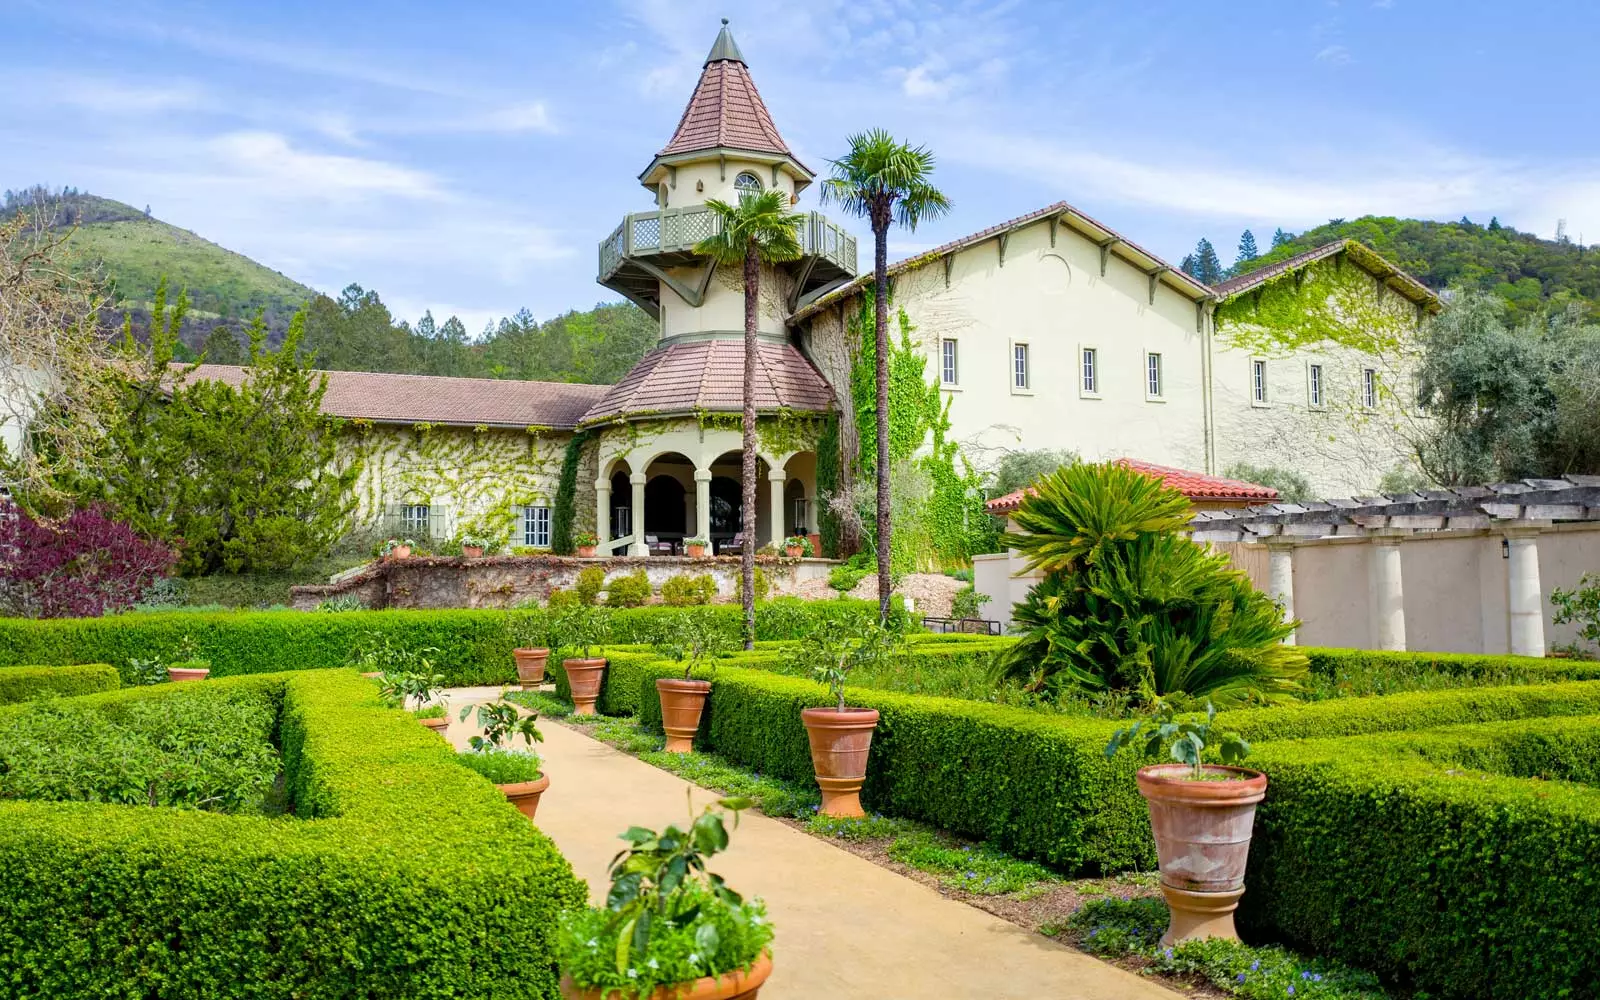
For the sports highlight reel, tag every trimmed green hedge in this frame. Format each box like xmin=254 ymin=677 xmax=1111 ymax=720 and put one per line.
xmin=0 ymin=670 xmax=584 ymax=998
xmin=0 ymin=663 xmax=119 ymax=704
xmin=1243 ymin=721 xmax=1600 ymax=998
xmin=1303 ymin=646 xmax=1600 ymax=698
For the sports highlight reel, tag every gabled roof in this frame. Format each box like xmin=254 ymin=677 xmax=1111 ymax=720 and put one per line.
xmin=788 ymin=201 xmax=1213 ymax=324
xmin=650 ymin=21 xmax=808 ymax=174
xmin=579 ymin=339 xmax=833 ymax=426
xmin=984 ymin=458 xmax=1279 ymax=514
xmin=1211 ymin=239 xmax=1441 ymax=313
xmin=177 ymin=365 xmax=608 ymax=430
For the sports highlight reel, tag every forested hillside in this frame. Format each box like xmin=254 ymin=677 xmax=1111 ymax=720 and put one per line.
xmin=3 ymin=185 xmax=658 ymax=385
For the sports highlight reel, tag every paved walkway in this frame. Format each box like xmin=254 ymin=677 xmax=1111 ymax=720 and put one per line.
xmin=444 ymin=687 xmax=1175 ymax=1000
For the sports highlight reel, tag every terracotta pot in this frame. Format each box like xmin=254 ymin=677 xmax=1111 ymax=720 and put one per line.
xmin=462 ymin=545 xmax=485 ymax=558
xmin=685 ymin=543 xmax=707 ymax=559
xmin=799 ymin=707 xmax=879 ymax=818
xmin=564 ymin=657 xmax=607 ymax=715
xmin=561 ymin=951 xmax=772 ymax=1000
xmin=419 ymin=714 xmax=450 ymax=735
xmin=515 ymin=647 xmax=551 ymax=687
xmin=656 ymin=677 xmax=711 ymax=753
xmin=389 ymin=545 xmax=412 ymax=560
xmin=784 ymin=545 xmax=803 ymax=558
xmin=1136 ymin=763 xmax=1267 ymax=945
xmin=498 ymin=773 xmax=550 ymax=820
xmin=576 ymin=545 xmax=598 ymax=558
xmin=167 ymin=667 xmax=210 ymax=683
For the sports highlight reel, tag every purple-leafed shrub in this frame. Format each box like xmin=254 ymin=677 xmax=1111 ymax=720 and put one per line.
xmin=0 ymin=503 xmax=175 ymax=618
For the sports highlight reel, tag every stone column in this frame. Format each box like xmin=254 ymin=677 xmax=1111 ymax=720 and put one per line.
xmin=694 ymin=469 xmax=712 ymax=544
xmin=1265 ymin=539 xmax=1296 ymax=645
xmin=1503 ymin=524 xmax=1546 ymax=658
xmin=768 ymin=468 xmax=787 ymax=549
xmin=629 ymin=472 xmax=648 ymax=556
xmin=594 ymin=480 xmax=610 ymax=554
xmin=1368 ymin=533 xmax=1407 ymax=652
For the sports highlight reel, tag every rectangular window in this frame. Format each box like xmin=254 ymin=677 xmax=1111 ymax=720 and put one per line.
xmin=941 ymin=338 xmax=959 ymax=385
xmin=1309 ymin=363 xmax=1324 ymax=407
xmin=1252 ymin=360 xmax=1268 ymax=404
xmin=1013 ymin=343 xmax=1029 ymax=390
xmin=1362 ymin=367 xmax=1378 ymax=408
xmin=1146 ymin=352 xmax=1162 ymax=397
xmin=1081 ymin=347 xmax=1098 ymax=394
xmin=521 ymin=505 xmax=550 ymax=548
xmin=398 ymin=503 xmax=430 ymax=538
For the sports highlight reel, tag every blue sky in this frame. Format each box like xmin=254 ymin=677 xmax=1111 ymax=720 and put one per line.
xmin=5 ymin=0 xmax=1598 ymax=334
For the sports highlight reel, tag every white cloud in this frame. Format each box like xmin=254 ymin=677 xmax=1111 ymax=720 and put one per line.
xmin=471 ymin=101 xmax=555 ymax=133
xmin=1315 ymin=44 xmax=1352 ymax=65
xmin=901 ymin=65 xmax=953 ymax=99
xmin=206 ymin=132 xmax=444 ymax=201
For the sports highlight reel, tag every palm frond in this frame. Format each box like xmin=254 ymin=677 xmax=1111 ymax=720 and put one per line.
xmin=694 ymin=190 xmax=805 ymax=266
xmin=820 ymin=129 xmax=951 ymax=231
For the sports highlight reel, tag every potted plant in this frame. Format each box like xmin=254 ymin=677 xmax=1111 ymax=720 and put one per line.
xmin=684 ymin=536 xmax=709 ymax=559
xmin=551 ymin=603 xmax=611 ymax=715
xmin=461 ymin=533 xmax=491 ymax=558
xmin=508 ymin=606 xmax=552 ymax=687
xmin=459 ymin=694 xmax=547 ymax=818
xmin=379 ymin=665 xmax=450 ymax=734
xmin=1105 ymin=701 xmax=1261 ymax=946
xmin=166 ymin=659 xmax=211 ymax=682
xmin=556 ymin=798 xmax=773 ymax=999
xmin=783 ymin=535 xmax=812 ymax=559
xmin=651 ymin=609 xmax=731 ymax=753
xmin=785 ymin=619 xmax=902 ymax=818
xmin=382 ymin=537 xmax=415 ymax=560
xmin=575 ymin=530 xmax=600 ymax=558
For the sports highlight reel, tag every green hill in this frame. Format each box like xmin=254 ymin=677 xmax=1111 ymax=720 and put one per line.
xmin=1232 ymin=216 xmax=1600 ymax=322
xmin=2 ymin=186 xmax=315 ymax=331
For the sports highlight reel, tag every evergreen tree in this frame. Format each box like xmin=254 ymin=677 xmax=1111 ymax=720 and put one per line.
xmin=1271 ymin=227 xmax=1291 ymax=249
xmin=199 ymin=325 xmax=245 ymax=365
xmin=1192 ymin=238 xmax=1224 ymax=285
xmin=1235 ymin=229 xmax=1259 ymax=267
xmin=1180 ymin=253 xmax=1198 ymax=278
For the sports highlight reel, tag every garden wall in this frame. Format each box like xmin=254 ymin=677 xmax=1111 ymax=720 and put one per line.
xmin=288 ymin=553 xmax=838 ymax=610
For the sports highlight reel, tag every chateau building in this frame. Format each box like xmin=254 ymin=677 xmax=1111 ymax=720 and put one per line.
xmin=183 ymin=20 xmax=1440 ymax=556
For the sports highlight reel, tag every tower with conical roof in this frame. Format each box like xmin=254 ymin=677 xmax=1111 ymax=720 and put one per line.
xmin=596 ymin=19 xmax=857 ymax=344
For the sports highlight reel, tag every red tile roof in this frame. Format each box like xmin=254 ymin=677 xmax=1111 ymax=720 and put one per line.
xmin=656 ymin=47 xmax=802 ymax=167
xmin=579 ymin=339 xmax=834 ymax=426
xmin=178 ymin=365 xmax=608 ymax=430
xmin=984 ymin=458 xmax=1279 ymax=513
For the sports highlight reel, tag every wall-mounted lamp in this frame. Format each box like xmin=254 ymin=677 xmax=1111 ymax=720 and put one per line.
xmin=1501 ymin=537 xmax=1510 ymax=560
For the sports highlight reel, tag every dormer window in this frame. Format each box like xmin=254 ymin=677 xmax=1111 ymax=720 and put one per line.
xmin=734 ymin=172 xmax=762 ymax=198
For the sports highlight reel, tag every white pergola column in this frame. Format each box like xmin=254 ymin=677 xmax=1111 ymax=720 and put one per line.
xmin=629 ymin=472 xmax=648 ymax=556
xmin=593 ymin=480 xmax=610 ymax=554
xmin=768 ymin=467 xmax=787 ymax=549
xmin=1503 ymin=523 xmax=1547 ymax=658
xmin=1368 ymin=532 xmax=1407 ymax=652
xmin=1265 ymin=539 xmax=1297 ymax=645
xmin=694 ymin=469 xmax=712 ymax=544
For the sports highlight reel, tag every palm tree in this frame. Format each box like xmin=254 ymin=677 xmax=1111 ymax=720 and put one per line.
xmin=696 ymin=188 xmax=804 ymax=649
xmin=821 ymin=130 xmax=951 ymax=622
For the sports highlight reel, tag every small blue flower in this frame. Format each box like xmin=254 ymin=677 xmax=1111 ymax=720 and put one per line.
xmin=1302 ymin=971 xmax=1312 ymax=980
xmin=1287 ymin=988 xmax=1295 ymax=996
xmin=1251 ymin=960 xmax=1261 ymax=971
xmin=1314 ymin=974 xmax=1323 ymax=982
xmin=1236 ymin=973 xmax=1246 ymax=983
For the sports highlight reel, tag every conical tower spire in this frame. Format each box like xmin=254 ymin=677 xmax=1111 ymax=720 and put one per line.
xmin=704 ymin=17 xmax=744 ymax=65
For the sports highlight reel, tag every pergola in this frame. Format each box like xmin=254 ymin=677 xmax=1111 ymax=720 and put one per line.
xmin=1188 ymin=476 xmax=1600 ymax=657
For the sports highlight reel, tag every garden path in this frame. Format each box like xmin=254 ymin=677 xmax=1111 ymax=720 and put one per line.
xmin=445 ymin=686 xmax=1175 ymax=1000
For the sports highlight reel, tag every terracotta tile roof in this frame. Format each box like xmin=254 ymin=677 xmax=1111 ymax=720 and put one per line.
xmin=580 ymin=339 xmax=834 ymax=426
xmin=984 ymin=458 xmax=1279 ymax=513
xmin=789 ymin=201 xmax=1212 ymax=323
xmin=1211 ymin=239 xmax=1441 ymax=312
xmin=657 ymin=49 xmax=801 ymax=167
xmin=178 ymin=365 xmax=609 ymax=430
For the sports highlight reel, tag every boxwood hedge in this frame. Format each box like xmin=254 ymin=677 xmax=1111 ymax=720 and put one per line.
xmin=0 ymin=670 xmax=584 ymax=998
xmin=0 ymin=663 xmax=119 ymax=704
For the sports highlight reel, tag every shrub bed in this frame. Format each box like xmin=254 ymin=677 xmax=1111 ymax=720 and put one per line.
xmin=1303 ymin=646 xmax=1600 ymax=699
xmin=0 ymin=670 xmax=584 ymax=998
xmin=0 ymin=663 xmax=119 ymax=704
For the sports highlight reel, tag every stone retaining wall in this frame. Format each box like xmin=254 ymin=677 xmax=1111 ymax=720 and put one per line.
xmin=290 ymin=555 xmax=838 ymax=611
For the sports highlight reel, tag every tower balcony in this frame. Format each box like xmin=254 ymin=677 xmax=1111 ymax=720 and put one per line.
xmin=597 ymin=205 xmax=857 ymax=318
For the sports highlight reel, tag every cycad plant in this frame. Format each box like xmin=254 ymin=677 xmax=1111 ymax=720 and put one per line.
xmin=697 ymin=189 xmax=805 ymax=650
xmin=994 ymin=462 xmax=1305 ymax=707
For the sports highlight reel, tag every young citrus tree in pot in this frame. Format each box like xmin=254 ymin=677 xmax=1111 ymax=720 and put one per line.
xmin=508 ymin=605 xmax=552 ymax=687
xmin=557 ymin=797 xmax=773 ymax=999
xmin=459 ymin=693 xmax=547 ymax=818
xmin=378 ymin=665 xmax=449 ymax=734
xmin=651 ymin=608 xmax=732 ymax=753
xmin=785 ymin=618 xmax=904 ymax=817
xmin=1106 ymin=701 xmax=1260 ymax=945
xmin=551 ymin=603 xmax=611 ymax=715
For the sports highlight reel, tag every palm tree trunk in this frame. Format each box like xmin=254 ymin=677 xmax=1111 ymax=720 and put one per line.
xmin=741 ymin=241 xmax=760 ymax=650
xmin=872 ymin=204 xmax=892 ymax=623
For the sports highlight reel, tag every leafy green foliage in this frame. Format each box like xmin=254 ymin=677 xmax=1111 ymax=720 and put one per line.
xmin=985 ymin=448 xmax=1080 ymax=500
xmin=458 ymin=696 xmax=543 ymax=753
xmin=605 ymin=569 xmax=652 ymax=608
xmin=550 ymin=429 xmax=594 ymax=555
xmin=1063 ymin=895 xmax=1167 ymax=955
xmin=650 ymin=607 xmax=733 ymax=680
xmin=549 ymin=601 xmax=612 ymax=659
xmin=573 ymin=566 xmax=606 ymax=606
xmin=885 ymin=829 xmax=1057 ymax=895
xmin=455 ymin=747 xmax=543 ymax=784
xmin=557 ymin=800 xmax=772 ymax=994
xmin=828 ymin=564 xmax=869 ymax=594
xmin=1220 ymin=463 xmax=1311 ymax=503
xmin=782 ymin=615 xmax=906 ymax=710
xmin=1552 ymin=573 xmax=1600 ymax=656
xmin=1105 ymin=700 xmax=1250 ymax=779
xmin=660 ymin=574 xmax=717 ymax=607
xmin=949 ymin=585 xmax=989 ymax=621
xmin=0 ymin=683 xmax=278 ymax=812
xmin=998 ymin=463 xmax=1306 ymax=706
xmin=1302 ymin=646 xmax=1600 ymax=699
xmin=0 ymin=663 xmax=119 ymax=704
